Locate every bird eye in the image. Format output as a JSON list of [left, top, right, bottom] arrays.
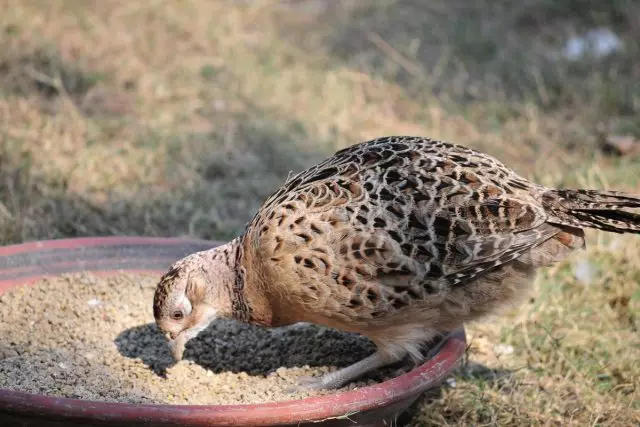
[[171, 310, 184, 320]]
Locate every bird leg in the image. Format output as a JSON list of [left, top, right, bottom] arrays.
[[291, 350, 402, 392], [289, 331, 454, 392]]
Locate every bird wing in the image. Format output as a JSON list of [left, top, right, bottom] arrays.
[[431, 197, 556, 286]]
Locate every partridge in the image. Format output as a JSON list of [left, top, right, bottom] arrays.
[[153, 136, 640, 390]]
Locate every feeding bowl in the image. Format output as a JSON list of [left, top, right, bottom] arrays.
[[0, 237, 466, 427]]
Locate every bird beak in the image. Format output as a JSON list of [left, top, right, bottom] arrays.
[[168, 332, 188, 361]]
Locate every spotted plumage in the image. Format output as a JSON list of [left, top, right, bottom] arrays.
[[153, 136, 640, 389]]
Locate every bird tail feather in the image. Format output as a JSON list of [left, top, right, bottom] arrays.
[[543, 189, 640, 233]]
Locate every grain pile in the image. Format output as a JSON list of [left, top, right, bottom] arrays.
[[0, 272, 394, 404]]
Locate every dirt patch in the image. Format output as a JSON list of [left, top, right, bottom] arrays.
[[0, 272, 398, 405]]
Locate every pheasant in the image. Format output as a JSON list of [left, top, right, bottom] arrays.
[[153, 136, 640, 390]]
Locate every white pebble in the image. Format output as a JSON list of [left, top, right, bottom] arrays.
[[494, 343, 514, 356], [87, 298, 102, 307], [573, 259, 596, 285]]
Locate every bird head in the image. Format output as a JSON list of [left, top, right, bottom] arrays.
[[152, 242, 238, 361]]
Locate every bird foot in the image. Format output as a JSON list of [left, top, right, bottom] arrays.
[[286, 372, 347, 394]]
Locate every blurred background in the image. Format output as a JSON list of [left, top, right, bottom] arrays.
[[0, 1, 638, 425]]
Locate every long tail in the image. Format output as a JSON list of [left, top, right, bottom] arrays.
[[543, 189, 640, 233]]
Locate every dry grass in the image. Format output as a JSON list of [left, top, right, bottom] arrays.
[[0, 1, 638, 425]]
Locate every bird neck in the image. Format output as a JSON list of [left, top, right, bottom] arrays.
[[227, 236, 274, 327]]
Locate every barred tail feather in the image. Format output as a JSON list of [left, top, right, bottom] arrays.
[[543, 189, 640, 234]]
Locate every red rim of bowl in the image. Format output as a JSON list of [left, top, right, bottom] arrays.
[[0, 236, 466, 426]]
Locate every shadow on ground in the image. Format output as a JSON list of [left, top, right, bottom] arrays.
[[114, 319, 457, 392], [115, 320, 377, 378]]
